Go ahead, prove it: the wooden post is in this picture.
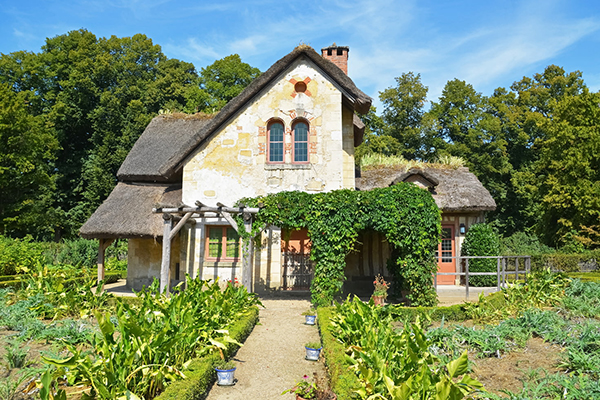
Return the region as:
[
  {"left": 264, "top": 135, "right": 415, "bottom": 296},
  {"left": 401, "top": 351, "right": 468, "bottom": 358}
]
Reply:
[
  {"left": 241, "top": 213, "right": 253, "bottom": 291},
  {"left": 97, "top": 239, "right": 106, "bottom": 286},
  {"left": 465, "top": 258, "right": 470, "bottom": 301},
  {"left": 497, "top": 256, "right": 501, "bottom": 291},
  {"left": 160, "top": 215, "right": 172, "bottom": 295}
]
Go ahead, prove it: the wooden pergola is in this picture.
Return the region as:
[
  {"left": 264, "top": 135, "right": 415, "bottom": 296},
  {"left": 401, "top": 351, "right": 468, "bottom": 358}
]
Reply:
[
  {"left": 151, "top": 201, "right": 260, "bottom": 294},
  {"left": 95, "top": 201, "right": 261, "bottom": 294}
]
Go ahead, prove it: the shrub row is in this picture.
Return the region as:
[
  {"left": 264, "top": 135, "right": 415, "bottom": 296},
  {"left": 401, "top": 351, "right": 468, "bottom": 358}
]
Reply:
[
  {"left": 0, "top": 236, "right": 128, "bottom": 275},
  {"left": 531, "top": 250, "right": 600, "bottom": 272},
  {"left": 317, "top": 306, "right": 360, "bottom": 399},
  {"left": 155, "top": 306, "right": 259, "bottom": 400},
  {"left": 0, "top": 271, "right": 125, "bottom": 290}
]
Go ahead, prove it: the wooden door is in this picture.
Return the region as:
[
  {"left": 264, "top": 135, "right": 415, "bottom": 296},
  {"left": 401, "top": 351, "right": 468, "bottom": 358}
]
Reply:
[
  {"left": 436, "top": 225, "right": 455, "bottom": 285},
  {"left": 281, "top": 229, "right": 313, "bottom": 290}
]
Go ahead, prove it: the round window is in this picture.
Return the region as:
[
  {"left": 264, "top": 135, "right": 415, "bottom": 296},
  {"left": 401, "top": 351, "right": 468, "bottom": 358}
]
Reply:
[{"left": 294, "top": 81, "right": 307, "bottom": 93}]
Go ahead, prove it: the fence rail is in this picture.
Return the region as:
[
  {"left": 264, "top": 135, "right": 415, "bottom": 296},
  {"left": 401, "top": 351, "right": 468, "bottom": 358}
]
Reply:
[{"left": 435, "top": 255, "right": 531, "bottom": 300}]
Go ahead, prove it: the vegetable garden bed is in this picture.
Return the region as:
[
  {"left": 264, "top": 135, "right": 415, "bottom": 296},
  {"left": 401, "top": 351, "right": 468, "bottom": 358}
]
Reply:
[
  {"left": 319, "top": 271, "right": 600, "bottom": 399},
  {"left": 0, "top": 266, "right": 260, "bottom": 400}
]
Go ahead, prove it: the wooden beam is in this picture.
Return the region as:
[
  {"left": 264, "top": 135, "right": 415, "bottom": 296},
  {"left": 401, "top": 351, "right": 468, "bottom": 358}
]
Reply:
[
  {"left": 220, "top": 211, "right": 239, "bottom": 233},
  {"left": 153, "top": 205, "right": 260, "bottom": 214},
  {"left": 169, "top": 211, "right": 194, "bottom": 241},
  {"left": 160, "top": 215, "right": 172, "bottom": 295}
]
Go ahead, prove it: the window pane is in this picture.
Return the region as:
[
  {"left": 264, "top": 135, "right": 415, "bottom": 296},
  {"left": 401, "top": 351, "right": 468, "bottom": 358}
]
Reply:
[
  {"left": 226, "top": 228, "right": 240, "bottom": 259},
  {"left": 270, "top": 143, "right": 283, "bottom": 162},
  {"left": 208, "top": 228, "right": 222, "bottom": 258},
  {"left": 294, "top": 142, "right": 307, "bottom": 162},
  {"left": 270, "top": 123, "right": 283, "bottom": 141},
  {"left": 294, "top": 123, "right": 308, "bottom": 141},
  {"left": 294, "top": 122, "right": 308, "bottom": 162},
  {"left": 269, "top": 123, "right": 284, "bottom": 162}
]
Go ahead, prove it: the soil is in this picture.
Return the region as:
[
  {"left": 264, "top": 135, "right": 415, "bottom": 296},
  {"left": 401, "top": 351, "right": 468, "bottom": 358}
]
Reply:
[{"left": 471, "top": 337, "right": 564, "bottom": 395}]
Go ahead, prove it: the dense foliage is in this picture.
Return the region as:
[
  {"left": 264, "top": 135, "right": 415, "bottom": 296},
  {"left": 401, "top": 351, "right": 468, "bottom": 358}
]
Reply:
[
  {"left": 240, "top": 183, "right": 441, "bottom": 306},
  {"left": 461, "top": 223, "right": 501, "bottom": 286},
  {"left": 360, "top": 65, "right": 596, "bottom": 249},
  {"left": 40, "top": 278, "right": 260, "bottom": 399},
  {"left": 0, "top": 29, "right": 260, "bottom": 239},
  {"left": 0, "top": 235, "right": 126, "bottom": 275},
  {"left": 329, "top": 297, "right": 484, "bottom": 399}
]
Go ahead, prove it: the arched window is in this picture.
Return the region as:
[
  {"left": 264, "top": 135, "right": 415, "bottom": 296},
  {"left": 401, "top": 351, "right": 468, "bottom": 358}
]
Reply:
[
  {"left": 268, "top": 121, "right": 284, "bottom": 163},
  {"left": 293, "top": 120, "right": 309, "bottom": 163}
]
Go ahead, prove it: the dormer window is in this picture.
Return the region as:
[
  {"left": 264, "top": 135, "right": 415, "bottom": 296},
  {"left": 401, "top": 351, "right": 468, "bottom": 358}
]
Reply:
[
  {"left": 293, "top": 121, "right": 309, "bottom": 163},
  {"left": 268, "top": 121, "right": 284, "bottom": 163}
]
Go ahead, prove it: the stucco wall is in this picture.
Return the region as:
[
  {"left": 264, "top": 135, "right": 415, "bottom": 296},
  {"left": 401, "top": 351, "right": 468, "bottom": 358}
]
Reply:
[
  {"left": 127, "top": 237, "right": 180, "bottom": 291},
  {"left": 182, "top": 58, "right": 355, "bottom": 208}
]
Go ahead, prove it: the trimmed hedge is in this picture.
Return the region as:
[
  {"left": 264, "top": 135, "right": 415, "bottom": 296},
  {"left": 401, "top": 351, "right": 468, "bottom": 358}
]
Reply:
[
  {"left": 532, "top": 251, "right": 600, "bottom": 272},
  {"left": 0, "top": 271, "right": 125, "bottom": 290},
  {"left": 317, "top": 306, "right": 360, "bottom": 399},
  {"left": 155, "top": 306, "right": 259, "bottom": 400}
]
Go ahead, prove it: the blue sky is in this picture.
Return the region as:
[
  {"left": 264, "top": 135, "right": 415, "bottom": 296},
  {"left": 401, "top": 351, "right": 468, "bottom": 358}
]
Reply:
[{"left": 2, "top": 0, "right": 600, "bottom": 110}]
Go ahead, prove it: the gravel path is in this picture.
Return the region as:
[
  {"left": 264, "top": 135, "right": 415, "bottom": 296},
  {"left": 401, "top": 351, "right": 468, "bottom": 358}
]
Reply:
[{"left": 206, "top": 296, "right": 326, "bottom": 400}]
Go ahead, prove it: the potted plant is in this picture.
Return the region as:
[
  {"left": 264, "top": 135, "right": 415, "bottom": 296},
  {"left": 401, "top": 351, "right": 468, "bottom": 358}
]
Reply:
[
  {"left": 302, "top": 308, "right": 317, "bottom": 325},
  {"left": 304, "top": 341, "right": 322, "bottom": 361},
  {"left": 282, "top": 373, "right": 337, "bottom": 400},
  {"left": 214, "top": 360, "right": 236, "bottom": 386},
  {"left": 282, "top": 374, "right": 317, "bottom": 399},
  {"left": 371, "top": 274, "right": 388, "bottom": 306}
]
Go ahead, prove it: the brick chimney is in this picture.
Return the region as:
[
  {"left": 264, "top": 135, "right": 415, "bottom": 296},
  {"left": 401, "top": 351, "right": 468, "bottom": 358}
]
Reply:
[{"left": 321, "top": 43, "right": 349, "bottom": 74}]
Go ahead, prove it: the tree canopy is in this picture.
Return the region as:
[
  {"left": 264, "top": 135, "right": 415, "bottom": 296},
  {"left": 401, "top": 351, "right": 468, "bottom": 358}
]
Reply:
[
  {"left": 0, "top": 29, "right": 260, "bottom": 239},
  {"left": 365, "top": 65, "right": 596, "bottom": 248}
]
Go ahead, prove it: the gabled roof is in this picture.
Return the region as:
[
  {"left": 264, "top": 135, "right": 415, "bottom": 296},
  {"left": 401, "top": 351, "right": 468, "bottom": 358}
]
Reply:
[
  {"left": 357, "top": 165, "right": 496, "bottom": 212},
  {"left": 117, "top": 45, "right": 372, "bottom": 182}
]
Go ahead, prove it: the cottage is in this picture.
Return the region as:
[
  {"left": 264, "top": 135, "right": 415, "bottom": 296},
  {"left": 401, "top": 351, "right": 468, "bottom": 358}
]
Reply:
[{"left": 80, "top": 44, "right": 495, "bottom": 294}]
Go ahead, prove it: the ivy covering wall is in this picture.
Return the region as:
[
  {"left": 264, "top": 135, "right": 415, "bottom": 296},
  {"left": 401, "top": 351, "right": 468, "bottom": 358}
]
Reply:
[{"left": 239, "top": 182, "right": 441, "bottom": 306}]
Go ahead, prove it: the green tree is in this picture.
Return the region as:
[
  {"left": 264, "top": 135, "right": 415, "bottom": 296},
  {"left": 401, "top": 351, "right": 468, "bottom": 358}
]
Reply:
[
  {"left": 535, "top": 90, "right": 600, "bottom": 247},
  {"left": 429, "top": 79, "right": 511, "bottom": 205},
  {"left": 0, "top": 84, "right": 57, "bottom": 237},
  {"left": 493, "top": 65, "right": 586, "bottom": 236},
  {"left": 379, "top": 72, "right": 430, "bottom": 159},
  {"left": 0, "top": 29, "right": 201, "bottom": 238},
  {"left": 185, "top": 54, "right": 261, "bottom": 113}
]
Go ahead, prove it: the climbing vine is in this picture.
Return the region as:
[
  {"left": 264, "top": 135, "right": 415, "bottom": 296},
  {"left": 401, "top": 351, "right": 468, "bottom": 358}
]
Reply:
[{"left": 237, "top": 183, "right": 441, "bottom": 307}]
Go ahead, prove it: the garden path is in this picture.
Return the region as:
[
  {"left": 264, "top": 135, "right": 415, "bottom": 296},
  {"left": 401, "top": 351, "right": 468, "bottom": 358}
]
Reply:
[{"left": 206, "top": 294, "right": 325, "bottom": 400}]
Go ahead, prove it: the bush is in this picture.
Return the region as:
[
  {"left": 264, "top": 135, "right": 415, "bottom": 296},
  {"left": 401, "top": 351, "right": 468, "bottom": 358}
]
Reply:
[
  {"left": 535, "top": 250, "right": 600, "bottom": 272},
  {"left": 0, "top": 236, "right": 46, "bottom": 275},
  {"left": 500, "top": 231, "right": 554, "bottom": 256},
  {"left": 461, "top": 223, "right": 500, "bottom": 287}
]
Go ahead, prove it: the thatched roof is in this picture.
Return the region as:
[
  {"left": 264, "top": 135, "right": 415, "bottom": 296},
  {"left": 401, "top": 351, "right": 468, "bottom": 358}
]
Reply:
[
  {"left": 357, "top": 166, "right": 496, "bottom": 212},
  {"left": 79, "top": 183, "right": 183, "bottom": 239},
  {"left": 118, "top": 114, "right": 213, "bottom": 182},
  {"left": 118, "top": 45, "right": 372, "bottom": 182}
]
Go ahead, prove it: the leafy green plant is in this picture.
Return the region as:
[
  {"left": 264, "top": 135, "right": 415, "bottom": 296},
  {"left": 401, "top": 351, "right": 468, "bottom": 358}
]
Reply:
[
  {"left": 42, "top": 277, "right": 261, "bottom": 399},
  {"left": 461, "top": 223, "right": 501, "bottom": 287},
  {"left": 0, "top": 369, "right": 37, "bottom": 400},
  {"left": 0, "top": 236, "right": 45, "bottom": 276},
  {"left": 282, "top": 375, "right": 317, "bottom": 399},
  {"left": 330, "top": 296, "right": 484, "bottom": 399},
  {"left": 239, "top": 183, "right": 441, "bottom": 307},
  {"left": 3, "top": 340, "right": 29, "bottom": 369},
  {"left": 305, "top": 342, "right": 321, "bottom": 349}
]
